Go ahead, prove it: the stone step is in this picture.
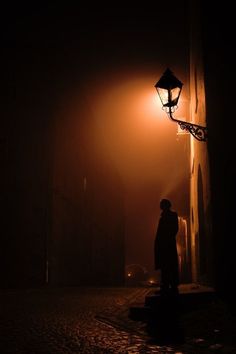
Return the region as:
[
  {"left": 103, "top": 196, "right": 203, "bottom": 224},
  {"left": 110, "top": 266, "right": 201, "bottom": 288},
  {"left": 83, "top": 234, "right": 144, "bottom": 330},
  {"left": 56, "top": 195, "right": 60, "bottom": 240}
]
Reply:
[
  {"left": 129, "top": 303, "right": 151, "bottom": 321},
  {"left": 129, "top": 284, "right": 216, "bottom": 321},
  {"left": 145, "top": 290, "right": 216, "bottom": 310}
]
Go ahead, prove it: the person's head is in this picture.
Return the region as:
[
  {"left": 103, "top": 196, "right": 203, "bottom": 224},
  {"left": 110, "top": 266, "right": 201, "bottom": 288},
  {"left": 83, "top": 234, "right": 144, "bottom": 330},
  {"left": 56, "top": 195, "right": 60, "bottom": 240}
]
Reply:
[{"left": 160, "top": 198, "right": 171, "bottom": 211}]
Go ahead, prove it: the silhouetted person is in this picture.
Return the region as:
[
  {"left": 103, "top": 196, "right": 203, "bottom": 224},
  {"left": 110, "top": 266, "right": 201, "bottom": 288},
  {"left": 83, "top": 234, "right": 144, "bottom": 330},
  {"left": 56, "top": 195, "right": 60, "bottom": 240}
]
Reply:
[
  {"left": 154, "top": 199, "right": 179, "bottom": 296},
  {"left": 146, "top": 200, "right": 184, "bottom": 345}
]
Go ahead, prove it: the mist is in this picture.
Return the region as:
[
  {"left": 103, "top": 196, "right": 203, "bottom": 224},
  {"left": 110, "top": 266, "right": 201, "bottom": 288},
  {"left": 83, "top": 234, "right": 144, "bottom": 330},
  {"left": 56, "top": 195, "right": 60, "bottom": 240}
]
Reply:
[
  {"left": 68, "top": 70, "right": 190, "bottom": 272},
  {"left": 10, "top": 1, "right": 190, "bottom": 278}
]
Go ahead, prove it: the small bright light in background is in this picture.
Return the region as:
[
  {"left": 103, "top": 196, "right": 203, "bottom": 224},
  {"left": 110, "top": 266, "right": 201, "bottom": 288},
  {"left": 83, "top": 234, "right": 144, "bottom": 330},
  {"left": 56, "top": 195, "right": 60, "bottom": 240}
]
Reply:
[{"left": 125, "top": 264, "right": 148, "bottom": 281}]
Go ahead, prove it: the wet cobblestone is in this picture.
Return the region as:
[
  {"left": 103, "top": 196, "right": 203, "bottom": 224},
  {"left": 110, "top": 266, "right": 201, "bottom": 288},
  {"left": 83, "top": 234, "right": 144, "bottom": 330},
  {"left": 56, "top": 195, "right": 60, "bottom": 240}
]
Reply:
[{"left": 1, "top": 287, "right": 236, "bottom": 353}]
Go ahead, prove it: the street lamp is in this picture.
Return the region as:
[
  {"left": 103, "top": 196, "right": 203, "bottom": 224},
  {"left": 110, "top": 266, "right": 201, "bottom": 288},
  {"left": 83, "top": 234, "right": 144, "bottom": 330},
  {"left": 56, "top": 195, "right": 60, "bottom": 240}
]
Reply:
[{"left": 155, "top": 68, "right": 208, "bottom": 141}]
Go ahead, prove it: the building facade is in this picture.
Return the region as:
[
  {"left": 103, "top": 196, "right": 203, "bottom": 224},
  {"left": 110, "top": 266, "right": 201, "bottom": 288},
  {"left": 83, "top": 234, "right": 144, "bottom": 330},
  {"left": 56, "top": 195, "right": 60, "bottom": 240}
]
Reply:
[{"left": 189, "top": 1, "right": 236, "bottom": 304}]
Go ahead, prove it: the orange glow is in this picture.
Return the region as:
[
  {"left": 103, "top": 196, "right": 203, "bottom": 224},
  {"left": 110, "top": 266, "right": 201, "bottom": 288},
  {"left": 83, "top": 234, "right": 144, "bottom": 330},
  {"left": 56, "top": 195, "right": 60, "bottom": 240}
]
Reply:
[
  {"left": 68, "top": 70, "right": 190, "bottom": 274},
  {"left": 130, "top": 86, "right": 163, "bottom": 120},
  {"left": 86, "top": 75, "right": 188, "bottom": 188}
]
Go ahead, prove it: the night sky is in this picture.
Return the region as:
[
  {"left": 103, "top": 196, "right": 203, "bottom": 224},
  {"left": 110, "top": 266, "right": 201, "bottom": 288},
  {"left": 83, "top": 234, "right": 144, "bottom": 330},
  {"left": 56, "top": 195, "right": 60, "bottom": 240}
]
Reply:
[{"left": 4, "top": 2, "right": 190, "bottom": 272}]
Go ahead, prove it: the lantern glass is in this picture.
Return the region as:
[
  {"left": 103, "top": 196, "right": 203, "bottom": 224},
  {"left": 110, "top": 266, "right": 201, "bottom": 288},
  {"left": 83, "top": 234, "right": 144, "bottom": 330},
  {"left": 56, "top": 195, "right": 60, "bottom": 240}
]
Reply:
[
  {"left": 157, "top": 87, "right": 169, "bottom": 106},
  {"left": 169, "top": 87, "right": 181, "bottom": 106},
  {"left": 157, "top": 86, "right": 181, "bottom": 108},
  {"left": 155, "top": 68, "right": 183, "bottom": 110}
]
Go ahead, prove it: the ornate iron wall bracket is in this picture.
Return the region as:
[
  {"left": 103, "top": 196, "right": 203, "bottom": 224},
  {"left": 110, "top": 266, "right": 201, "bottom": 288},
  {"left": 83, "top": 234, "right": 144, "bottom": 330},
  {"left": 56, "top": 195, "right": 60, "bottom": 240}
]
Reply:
[{"left": 169, "top": 111, "right": 208, "bottom": 142}]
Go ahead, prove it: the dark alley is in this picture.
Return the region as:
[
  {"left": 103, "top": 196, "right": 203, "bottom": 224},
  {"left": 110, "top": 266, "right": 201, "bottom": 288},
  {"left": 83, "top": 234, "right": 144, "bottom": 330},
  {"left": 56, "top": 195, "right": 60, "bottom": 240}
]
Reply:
[{"left": 2, "top": 1, "right": 236, "bottom": 353}]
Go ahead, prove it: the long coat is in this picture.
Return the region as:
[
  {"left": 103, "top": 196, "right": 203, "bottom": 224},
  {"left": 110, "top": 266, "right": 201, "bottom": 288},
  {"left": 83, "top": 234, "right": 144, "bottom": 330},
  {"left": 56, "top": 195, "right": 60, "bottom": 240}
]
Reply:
[{"left": 154, "top": 209, "right": 179, "bottom": 285}]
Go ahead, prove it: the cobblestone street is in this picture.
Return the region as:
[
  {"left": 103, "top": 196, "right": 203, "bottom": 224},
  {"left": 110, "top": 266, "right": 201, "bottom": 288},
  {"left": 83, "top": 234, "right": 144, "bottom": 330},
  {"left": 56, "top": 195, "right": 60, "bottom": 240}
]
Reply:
[{"left": 1, "top": 287, "right": 236, "bottom": 353}]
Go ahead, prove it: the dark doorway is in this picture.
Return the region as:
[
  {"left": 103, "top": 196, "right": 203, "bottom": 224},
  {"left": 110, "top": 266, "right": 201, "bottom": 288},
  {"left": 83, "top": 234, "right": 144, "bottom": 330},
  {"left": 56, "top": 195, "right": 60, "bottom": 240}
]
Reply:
[{"left": 197, "top": 165, "right": 207, "bottom": 281}]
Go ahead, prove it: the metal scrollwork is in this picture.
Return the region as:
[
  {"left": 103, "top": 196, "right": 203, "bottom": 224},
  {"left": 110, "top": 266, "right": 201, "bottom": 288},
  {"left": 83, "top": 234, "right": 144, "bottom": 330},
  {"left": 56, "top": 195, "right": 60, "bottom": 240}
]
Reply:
[{"left": 169, "top": 111, "right": 208, "bottom": 142}]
